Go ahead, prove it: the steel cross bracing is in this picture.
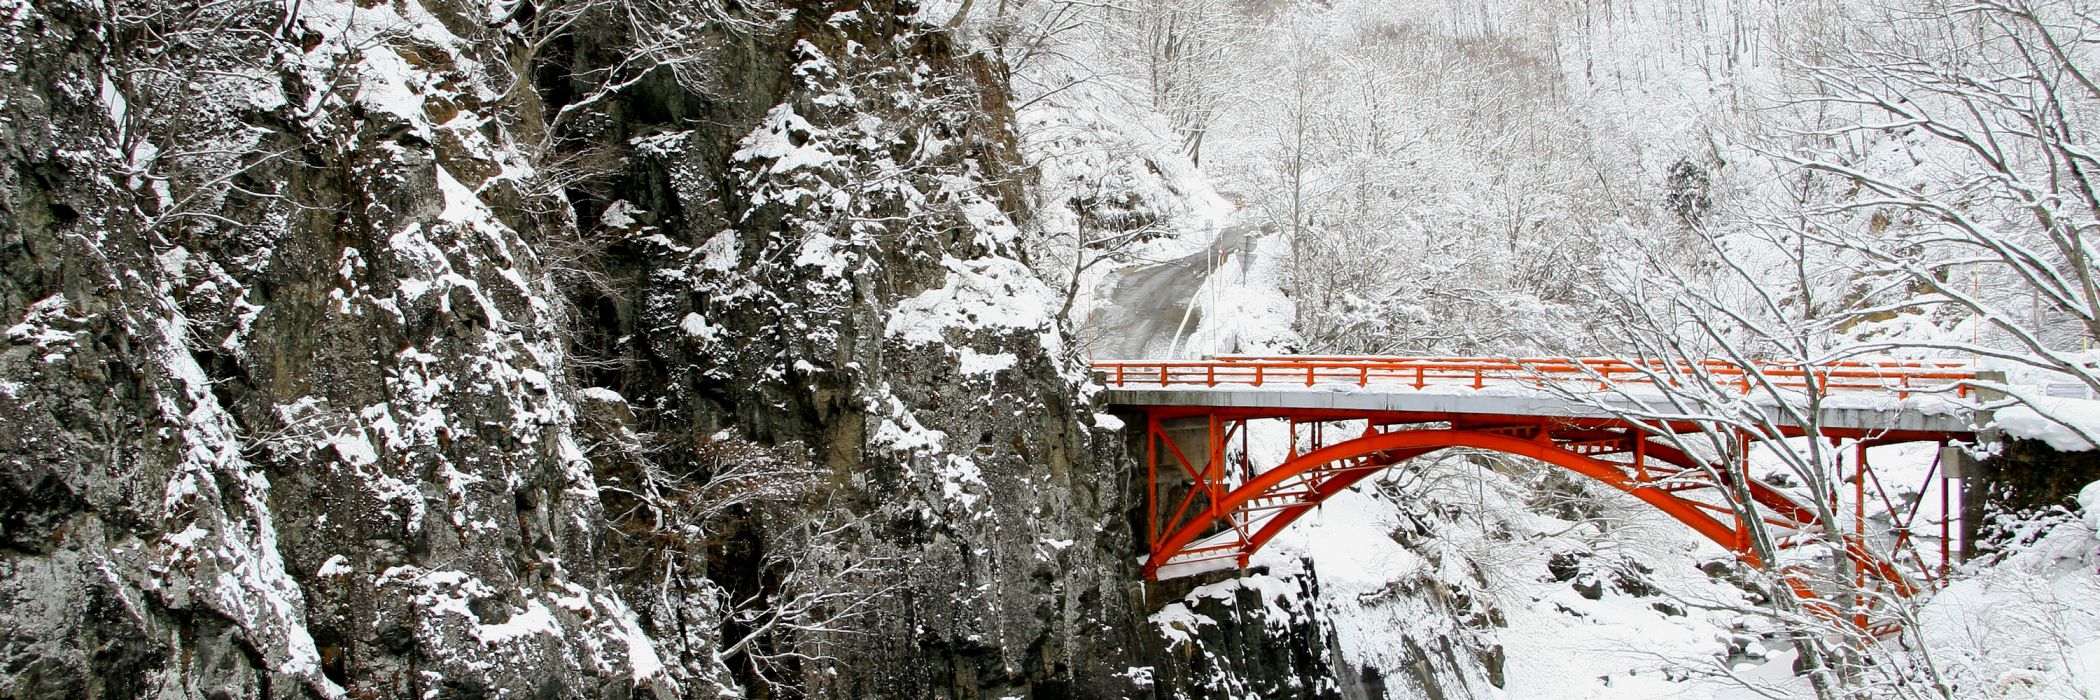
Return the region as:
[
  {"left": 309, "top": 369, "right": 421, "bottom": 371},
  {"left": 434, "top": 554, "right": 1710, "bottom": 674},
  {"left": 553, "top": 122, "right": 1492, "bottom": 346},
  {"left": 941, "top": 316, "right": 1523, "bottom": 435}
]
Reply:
[{"left": 1097, "top": 355, "right": 1989, "bottom": 632}]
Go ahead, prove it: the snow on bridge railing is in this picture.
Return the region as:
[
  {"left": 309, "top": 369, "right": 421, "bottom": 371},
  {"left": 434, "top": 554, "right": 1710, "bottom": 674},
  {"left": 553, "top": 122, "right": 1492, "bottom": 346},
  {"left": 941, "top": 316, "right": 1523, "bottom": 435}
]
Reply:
[{"left": 1092, "top": 354, "right": 1981, "bottom": 399}]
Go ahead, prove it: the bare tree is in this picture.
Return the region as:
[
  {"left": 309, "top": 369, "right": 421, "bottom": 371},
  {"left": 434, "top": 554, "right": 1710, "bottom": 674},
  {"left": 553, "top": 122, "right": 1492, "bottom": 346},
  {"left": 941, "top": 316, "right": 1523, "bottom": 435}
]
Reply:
[
  {"left": 1535, "top": 211, "right": 1983, "bottom": 699},
  {"left": 493, "top": 0, "right": 779, "bottom": 154},
  {"left": 1763, "top": 0, "right": 2100, "bottom": 405},
  {"left": 1518, "top": 3, "right": 2100, "bottom": 693},
  {"left": 99, "top": 0, "right": 300, "bottom": 238},
  {"left": 590, "top": 423, "right": 894, "bottom": 695},
  {"left": 1101, "top": 0, "right": 1242, "bottom": 166}
]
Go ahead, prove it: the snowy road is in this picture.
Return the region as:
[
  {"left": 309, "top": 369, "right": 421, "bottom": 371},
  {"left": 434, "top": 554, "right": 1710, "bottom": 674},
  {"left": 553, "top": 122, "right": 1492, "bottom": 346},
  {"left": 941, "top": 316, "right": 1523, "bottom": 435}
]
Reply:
[{"left": 1091, "top": 223, "right": 1255, "bottom": 358}]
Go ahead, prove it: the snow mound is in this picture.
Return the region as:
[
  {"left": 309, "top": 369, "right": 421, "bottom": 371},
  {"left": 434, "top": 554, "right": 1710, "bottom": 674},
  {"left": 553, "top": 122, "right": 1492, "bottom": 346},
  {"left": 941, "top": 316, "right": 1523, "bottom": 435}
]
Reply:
[{"left": 1993, "top": 397, "right": 2100, "bottom": 451}]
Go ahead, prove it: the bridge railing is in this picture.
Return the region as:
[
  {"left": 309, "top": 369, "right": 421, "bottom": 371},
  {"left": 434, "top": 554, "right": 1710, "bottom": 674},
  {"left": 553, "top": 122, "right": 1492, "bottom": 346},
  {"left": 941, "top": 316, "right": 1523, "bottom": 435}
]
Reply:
[{"left": 1092, "top": 355, "right": 1980, "bottom": 399}]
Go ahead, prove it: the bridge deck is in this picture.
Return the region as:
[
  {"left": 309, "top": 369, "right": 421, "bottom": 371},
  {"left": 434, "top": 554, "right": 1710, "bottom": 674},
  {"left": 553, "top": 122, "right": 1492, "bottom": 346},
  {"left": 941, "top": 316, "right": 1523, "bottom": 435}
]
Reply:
[{"left": 1097, "top": 356, "right": 1986, "bottom": 437}]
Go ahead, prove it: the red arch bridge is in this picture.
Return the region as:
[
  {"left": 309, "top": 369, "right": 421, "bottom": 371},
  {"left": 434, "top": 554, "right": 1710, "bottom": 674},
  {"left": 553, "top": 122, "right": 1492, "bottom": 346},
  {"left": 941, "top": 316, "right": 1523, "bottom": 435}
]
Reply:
[{"left": 1095, "top": 355, "right": 1994, "bottom": 625}]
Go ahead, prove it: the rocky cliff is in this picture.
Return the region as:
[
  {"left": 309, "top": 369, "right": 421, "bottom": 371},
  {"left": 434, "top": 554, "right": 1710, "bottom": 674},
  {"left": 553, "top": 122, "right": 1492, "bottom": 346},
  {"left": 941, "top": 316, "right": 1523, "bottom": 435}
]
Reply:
[{"left": 0, "top": 0, "right": 1341, "bottom": 697}]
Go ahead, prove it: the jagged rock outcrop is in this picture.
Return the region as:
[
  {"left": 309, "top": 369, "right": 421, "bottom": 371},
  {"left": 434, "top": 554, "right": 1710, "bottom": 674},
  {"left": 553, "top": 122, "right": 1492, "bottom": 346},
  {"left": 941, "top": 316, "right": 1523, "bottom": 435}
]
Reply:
[{"left": 552, "top": 3, "right": 1149, "bottom": 694}]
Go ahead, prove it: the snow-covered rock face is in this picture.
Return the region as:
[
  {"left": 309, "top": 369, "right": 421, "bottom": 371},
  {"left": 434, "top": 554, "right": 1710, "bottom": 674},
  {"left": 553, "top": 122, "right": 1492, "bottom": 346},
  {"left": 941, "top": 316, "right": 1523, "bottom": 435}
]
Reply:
[
  {"left": 0, "top": 0, "right": 665, "bottom": 695},
  {"left": 575, "top": 7, "right": 1162, "bottom": 695},
  {"left": 0, "top": 0, "right": 1198, "bottom": 697}
]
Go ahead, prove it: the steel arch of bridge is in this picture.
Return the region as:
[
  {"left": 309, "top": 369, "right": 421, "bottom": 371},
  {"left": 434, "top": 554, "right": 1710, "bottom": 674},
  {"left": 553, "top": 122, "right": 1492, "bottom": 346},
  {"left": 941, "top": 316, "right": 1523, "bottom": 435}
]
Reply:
[{"left": 1133, "top": 409, "right": 1962, "bottom": 622}]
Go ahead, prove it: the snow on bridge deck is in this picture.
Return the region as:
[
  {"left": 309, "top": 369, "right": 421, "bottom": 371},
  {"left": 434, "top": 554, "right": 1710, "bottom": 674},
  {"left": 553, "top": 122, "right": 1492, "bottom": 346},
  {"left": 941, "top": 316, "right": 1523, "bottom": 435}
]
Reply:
[{"left": 1094, "top": 355, "right": 1989, "bottom": 436}]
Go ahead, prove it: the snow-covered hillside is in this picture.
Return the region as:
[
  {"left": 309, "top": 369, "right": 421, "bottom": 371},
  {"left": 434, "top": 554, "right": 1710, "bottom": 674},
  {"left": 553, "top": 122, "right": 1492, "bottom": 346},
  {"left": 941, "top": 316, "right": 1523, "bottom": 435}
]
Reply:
[{"left": 996, "top": 0, "right": 2100, "bottom": 697}]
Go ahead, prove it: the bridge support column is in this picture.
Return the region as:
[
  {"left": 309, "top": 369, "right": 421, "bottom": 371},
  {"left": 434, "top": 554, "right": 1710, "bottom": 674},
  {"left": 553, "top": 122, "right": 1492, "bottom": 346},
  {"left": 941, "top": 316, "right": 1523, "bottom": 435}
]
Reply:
[{"left": 1938, "top": 444, "right": 1979, "bottom": 566}]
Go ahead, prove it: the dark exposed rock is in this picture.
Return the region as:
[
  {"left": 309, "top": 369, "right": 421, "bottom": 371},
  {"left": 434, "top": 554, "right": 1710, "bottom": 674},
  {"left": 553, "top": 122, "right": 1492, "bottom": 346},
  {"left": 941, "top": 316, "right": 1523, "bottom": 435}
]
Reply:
[{"left": 1969, "top": 437, "right": 2100, "bottom": 557}]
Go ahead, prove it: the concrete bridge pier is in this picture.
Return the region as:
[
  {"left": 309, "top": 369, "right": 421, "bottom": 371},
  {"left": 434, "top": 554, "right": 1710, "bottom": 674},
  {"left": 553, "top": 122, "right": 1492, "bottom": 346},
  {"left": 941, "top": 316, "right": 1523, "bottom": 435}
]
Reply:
[{"left": 1139, "top": 417, "right": 1227, "bottom": 548}]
